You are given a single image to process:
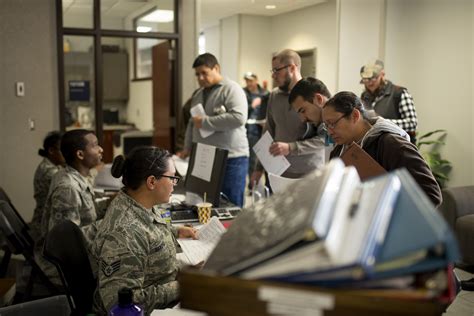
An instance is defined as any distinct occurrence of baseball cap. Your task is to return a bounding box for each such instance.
[243,72,257,80]
[360,59,384,81]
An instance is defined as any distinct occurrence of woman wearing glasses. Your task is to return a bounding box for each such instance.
[92,146,197,314]
[323,91,442,207]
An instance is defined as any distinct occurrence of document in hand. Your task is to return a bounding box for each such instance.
[190,103,214,138]
[177,217,226,266]
[340,142,386,180]
[203,159,347,275]
[252,131,290,176]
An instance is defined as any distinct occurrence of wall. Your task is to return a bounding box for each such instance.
[239,15,272,87]
[181,0,199,102]
[0,0,59,220]
[269,0,338,93]
[220,15,240,80]
[385,0,473,187]
[337,0,385,93]
[203,24,220,63]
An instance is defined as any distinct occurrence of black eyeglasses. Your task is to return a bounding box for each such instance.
[270,64,290,74]
[160,175,180,186]
[324,113,349,130]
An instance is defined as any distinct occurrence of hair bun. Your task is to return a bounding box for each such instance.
[38,148,47,157]
[111,155,126,178]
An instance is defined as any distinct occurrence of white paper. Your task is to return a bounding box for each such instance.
[252,131,291,176]
[177,217,226,266]
[190,103,214,138]
[171,155,189,177]
[268,173,301,194]
[190,143,215,182]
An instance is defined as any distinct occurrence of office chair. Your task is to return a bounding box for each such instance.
[0,186,33,277]
[0,201,59,301]
[43,220,96,316]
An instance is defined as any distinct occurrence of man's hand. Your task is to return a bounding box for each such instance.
[192,116,204,129]
[176,150,190,159]
[178,226,198,239]
[269,142,290,156]
[249,171,263,189]
[251,97,262,109]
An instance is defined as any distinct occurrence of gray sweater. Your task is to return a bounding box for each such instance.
[258,88,325,178]
[184,78,249,158]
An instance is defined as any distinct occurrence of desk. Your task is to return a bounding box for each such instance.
[179,270,447,316]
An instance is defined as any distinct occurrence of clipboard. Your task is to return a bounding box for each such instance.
[340,142,386,180]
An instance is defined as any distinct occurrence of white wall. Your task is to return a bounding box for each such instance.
[269,0,338,93]
[0,0,59,220]
[239,15,272,87]
[337,0,385,93]
[203,24,221,62]
[220,15,240,81]
[385,0,473,187]
[181,0,199,101]
[126,81,153,130]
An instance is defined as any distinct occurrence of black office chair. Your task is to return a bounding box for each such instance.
[0,186,34,277]
[0,201,59,301]
[43,220,96,316]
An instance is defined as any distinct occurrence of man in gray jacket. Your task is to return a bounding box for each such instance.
[251,49,326,186]
[179,53,249,207]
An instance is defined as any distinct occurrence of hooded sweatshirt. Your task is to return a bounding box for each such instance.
[330,118,442,207]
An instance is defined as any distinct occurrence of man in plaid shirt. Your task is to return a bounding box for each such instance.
[360,59,418,144]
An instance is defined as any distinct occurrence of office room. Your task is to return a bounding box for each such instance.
[0,0,473,314]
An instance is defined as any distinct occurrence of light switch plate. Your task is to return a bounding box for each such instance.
[16,82,25,97]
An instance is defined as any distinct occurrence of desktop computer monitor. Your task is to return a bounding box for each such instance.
[184,143,228,207]
[121,130,153,156]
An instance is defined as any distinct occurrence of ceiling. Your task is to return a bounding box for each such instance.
[200,0,326,29]
[62,0,326,30]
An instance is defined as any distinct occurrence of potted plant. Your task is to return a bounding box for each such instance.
[416,129,452,188]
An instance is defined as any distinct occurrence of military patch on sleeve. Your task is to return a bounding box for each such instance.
[101,259,121,277]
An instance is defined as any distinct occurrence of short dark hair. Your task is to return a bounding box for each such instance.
[324,91,371,120]
[38,131,62,157]
[60,129,94,166]
[192,53,219,69]
[111,146,172,190]
[288,77,331,104]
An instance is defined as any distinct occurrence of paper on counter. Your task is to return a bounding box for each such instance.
[190,103,214,138]
[268,173,301,194]
[177,217,226,266]
[253,131,290,176]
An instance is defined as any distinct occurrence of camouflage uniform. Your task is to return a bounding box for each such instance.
[36,165,98,285]
[41,165,97,236]
[92,190,180,315]
[30,158,61,241]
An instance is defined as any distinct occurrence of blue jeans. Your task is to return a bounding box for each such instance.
[222,156,248,207]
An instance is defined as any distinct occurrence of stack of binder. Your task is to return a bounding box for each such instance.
[202,158,459,296]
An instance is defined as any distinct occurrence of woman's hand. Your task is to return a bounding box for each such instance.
[178,225,198,239]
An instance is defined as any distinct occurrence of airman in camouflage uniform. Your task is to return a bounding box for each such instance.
[30,158,62,240]
[36,165,98,284]
[41,165,97,235]
[92,190,180,315]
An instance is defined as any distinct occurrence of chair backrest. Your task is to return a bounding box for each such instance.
[0,186,32,245]
[0,202,26,255]
[43,220,96,316]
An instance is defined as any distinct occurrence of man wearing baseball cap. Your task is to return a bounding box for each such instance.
[360,59,418,143]
[243,72,269,184]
